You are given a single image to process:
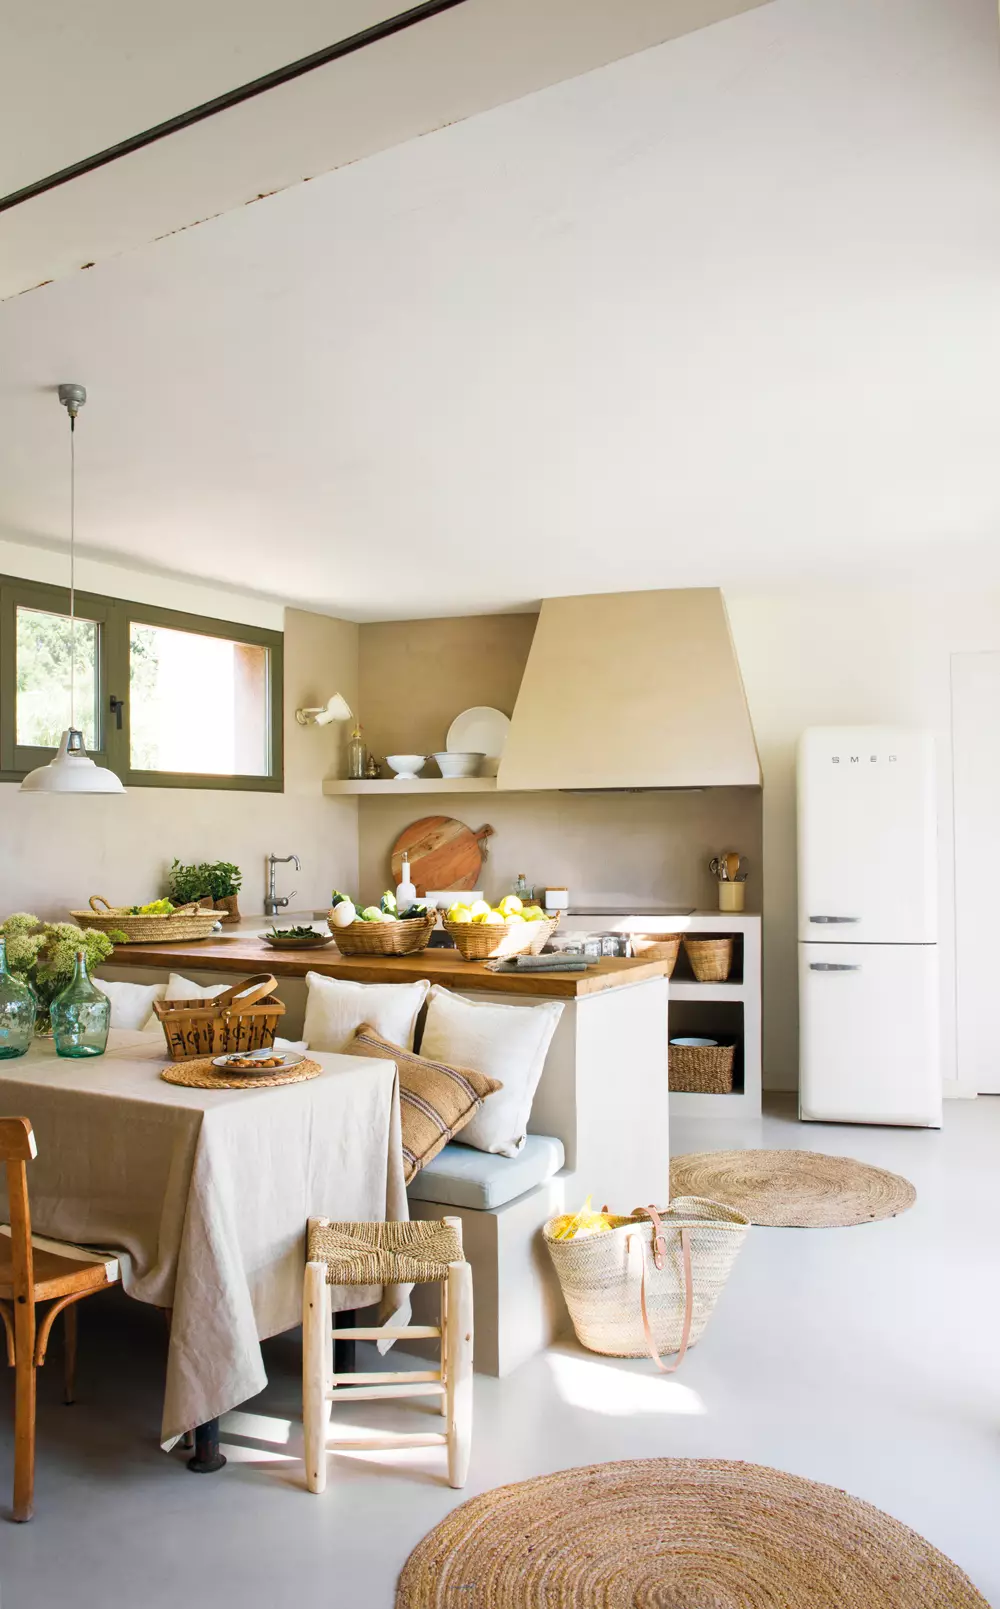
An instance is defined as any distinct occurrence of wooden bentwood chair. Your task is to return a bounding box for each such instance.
[0,1117,121,1521]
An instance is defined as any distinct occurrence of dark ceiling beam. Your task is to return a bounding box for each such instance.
[0,0,468,217]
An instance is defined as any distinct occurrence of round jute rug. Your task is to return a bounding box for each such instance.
[668,1148,916,1227]
[395,1459,988,1608]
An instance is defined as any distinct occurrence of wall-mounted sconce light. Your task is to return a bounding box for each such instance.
[295,693,354,728]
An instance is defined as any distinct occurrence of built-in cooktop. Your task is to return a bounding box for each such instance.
[564,906,695,917]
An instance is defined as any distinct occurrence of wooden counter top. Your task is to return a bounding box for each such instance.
[107,936,670,999]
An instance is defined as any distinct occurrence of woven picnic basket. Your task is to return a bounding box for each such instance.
[329,914,436,956]
[152,973,285,1062]
[71,895,219,944]
[544,1197,748,1370]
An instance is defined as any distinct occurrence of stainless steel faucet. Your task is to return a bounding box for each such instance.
[265,853,300,918]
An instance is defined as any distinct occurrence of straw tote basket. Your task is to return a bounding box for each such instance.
[152,974,285,1061]
[328,914,436,956]
[442,915,559,961]
[545,1198,748,1370]
[71,895,220,944]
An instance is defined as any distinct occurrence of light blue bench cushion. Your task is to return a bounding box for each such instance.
[407,1134,565,1211]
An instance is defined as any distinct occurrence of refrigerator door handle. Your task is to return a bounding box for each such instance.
[809,962,861,971]
[808,915,860,924]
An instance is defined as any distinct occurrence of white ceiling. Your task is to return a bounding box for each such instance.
[2,0,765,298]
[1,0,998,620]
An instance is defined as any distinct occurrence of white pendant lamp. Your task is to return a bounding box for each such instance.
[20,385,125,795]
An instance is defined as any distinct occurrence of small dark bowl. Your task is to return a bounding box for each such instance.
[258,931,336,949]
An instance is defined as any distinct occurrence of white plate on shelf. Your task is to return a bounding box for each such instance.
[446,707,510,776]
[211,1049,305,1074]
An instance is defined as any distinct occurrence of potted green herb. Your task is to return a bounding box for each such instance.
[201,862,243,925]
[0,914,123,1034]
[166,860,212,907]
[166,859,243,924]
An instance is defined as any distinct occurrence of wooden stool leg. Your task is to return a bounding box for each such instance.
[63,1303,78,1406]
[445,1261,473,1490]
[439,1277,449,1415]
[303,1261,332,1494]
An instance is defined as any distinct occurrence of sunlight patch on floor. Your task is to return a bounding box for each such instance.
[547,1353,705,1416]
[221,1410,294,1445]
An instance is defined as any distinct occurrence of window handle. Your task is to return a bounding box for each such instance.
[109,695,124,731]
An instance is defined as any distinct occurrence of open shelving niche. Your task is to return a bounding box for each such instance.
[654,912,762,1120]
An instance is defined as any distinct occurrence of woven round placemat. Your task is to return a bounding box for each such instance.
[669,1148,916,1227]
[160,1056,322,1090]
[395,1459,988,1608]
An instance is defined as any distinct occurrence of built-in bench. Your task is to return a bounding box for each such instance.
[408,1135,565,1212]
[407,1135,569,1375]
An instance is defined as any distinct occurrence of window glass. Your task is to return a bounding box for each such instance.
[16,606,98,750]
[129,622,270,776]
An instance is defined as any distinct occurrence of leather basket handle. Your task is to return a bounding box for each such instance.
[213,974,277,1011]
[630,1205,694,1375]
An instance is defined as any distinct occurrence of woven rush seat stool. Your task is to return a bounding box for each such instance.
[302,1217,473,1493]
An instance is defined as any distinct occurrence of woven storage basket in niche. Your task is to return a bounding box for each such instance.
[443,914,559,961]
[71,895,219,944]
[152,974,285,1062]
[669,1041,736,1094]
[544,1197,748,1360]
[682,936,733,982]
[328,915,436,956]
[630,934,682,975]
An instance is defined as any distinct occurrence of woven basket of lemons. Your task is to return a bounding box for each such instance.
[442,897,560,961]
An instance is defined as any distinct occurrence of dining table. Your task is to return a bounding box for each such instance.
[0,1029,410,1468]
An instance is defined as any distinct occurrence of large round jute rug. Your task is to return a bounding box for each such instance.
[668,1148,916,1227]
[395,1459,987,1608]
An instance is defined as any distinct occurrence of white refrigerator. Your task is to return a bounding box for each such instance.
[797,726,942,1128]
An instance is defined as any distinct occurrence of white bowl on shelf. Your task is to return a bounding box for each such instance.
[431,752,483,779]
[386,754,426,780]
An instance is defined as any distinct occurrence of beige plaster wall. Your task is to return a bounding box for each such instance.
[357,613,537,764]
[357,786,762,913]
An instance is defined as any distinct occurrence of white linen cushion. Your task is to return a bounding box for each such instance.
[418,986,564,1157]
[95,977,166,1030]
[302,972,430,1054]
[165,973,232,1001]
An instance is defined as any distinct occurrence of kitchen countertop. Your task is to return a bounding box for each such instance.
[106,935,672,1000]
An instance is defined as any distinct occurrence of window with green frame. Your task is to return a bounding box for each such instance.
[0,576,284,790]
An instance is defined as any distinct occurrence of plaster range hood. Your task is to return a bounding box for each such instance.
[496,588,760,791]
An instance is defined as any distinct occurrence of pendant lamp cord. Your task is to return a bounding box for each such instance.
[69,412,76,730]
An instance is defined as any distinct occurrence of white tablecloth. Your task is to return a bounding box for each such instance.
[0,1031,409,1442]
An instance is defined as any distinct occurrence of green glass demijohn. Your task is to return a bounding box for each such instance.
[0,936,36,1059]
[51,949,110,1058]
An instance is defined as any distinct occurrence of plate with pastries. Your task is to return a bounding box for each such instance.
[211,1048,305,1075]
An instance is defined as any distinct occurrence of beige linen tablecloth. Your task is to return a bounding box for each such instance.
[0,1030,409,1443]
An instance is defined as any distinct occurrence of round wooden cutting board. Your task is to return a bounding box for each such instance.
[391,817,495,896]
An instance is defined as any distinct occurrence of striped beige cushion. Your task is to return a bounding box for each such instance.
[349,1023,502,1183]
